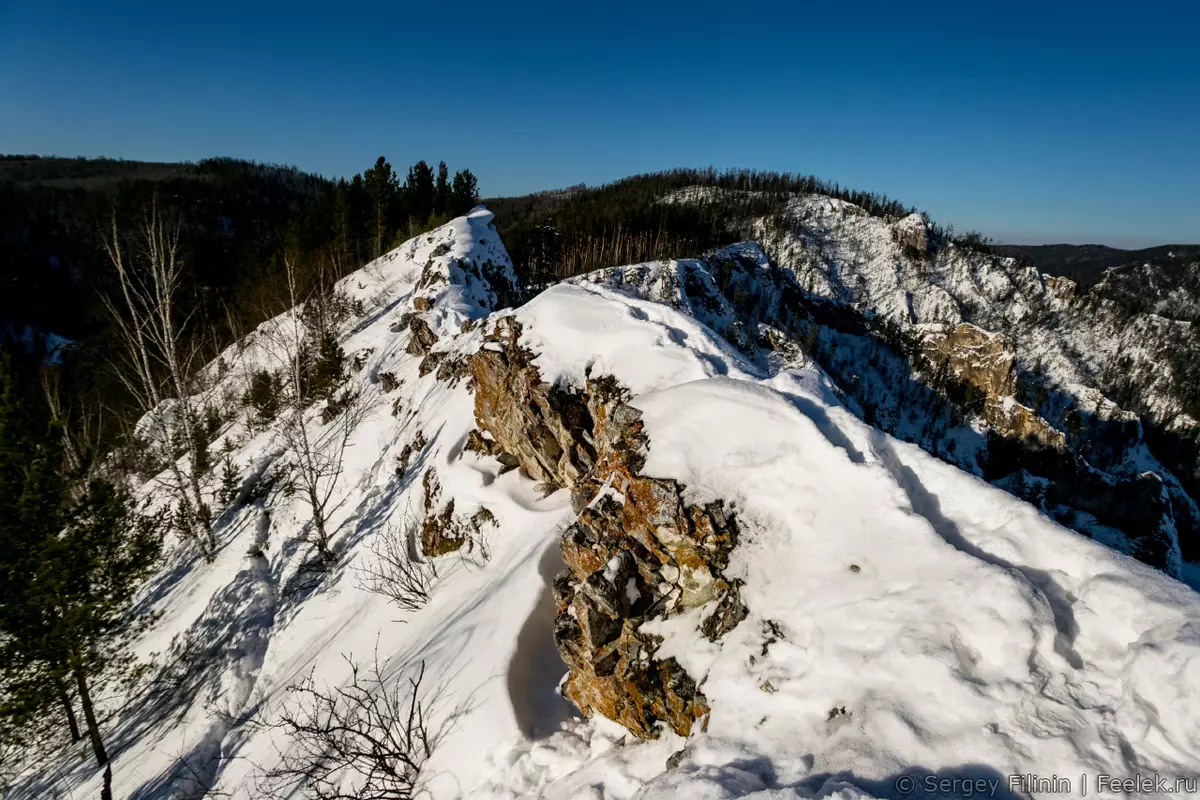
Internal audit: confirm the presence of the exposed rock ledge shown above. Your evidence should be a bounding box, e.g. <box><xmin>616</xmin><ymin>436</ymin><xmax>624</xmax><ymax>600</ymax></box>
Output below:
<box><xmin>469</xmin><ymin>316</ymin><xmax>745</xmax><ymax>738</ymax></box>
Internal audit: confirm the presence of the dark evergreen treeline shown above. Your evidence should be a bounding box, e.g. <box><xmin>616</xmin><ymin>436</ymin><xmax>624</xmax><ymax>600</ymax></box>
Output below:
<box><xmin>487</xmin><ymin>168</ymin><xmax>921</xmax><ymax>286</ymax></box>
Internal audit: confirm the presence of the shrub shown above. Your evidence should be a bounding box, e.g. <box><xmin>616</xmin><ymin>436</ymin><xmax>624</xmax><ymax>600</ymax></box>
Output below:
<box><xmin>356</xmin><ymin>514</ymin><xmax>438</xmax><ymax>612</ymax></box>
<box><xmin>260</xmin><ymin>655</ymin><xmax>432</xmax><ymax>800</ymax></box>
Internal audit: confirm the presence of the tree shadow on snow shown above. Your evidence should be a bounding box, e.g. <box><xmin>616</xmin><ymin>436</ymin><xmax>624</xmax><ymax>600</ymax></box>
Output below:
<box><xmin>793</xmin><ymin>763</ymin><xmax>1028</xmax><ymax>800</ymax></box>
<box><xmin>665</xmin><ymin>759</ymin><xmax>1027</xmax><ymax>800</ymax></box>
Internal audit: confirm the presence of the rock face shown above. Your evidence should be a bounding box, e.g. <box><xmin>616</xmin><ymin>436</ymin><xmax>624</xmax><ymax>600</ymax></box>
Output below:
<box><xmin>919</xmin><ymin>323</ymin><xmax>1016</xmax><ymax>400</ymax></box>
<box><xmin>917</xmin><ymin>323</ymin><xmax>1065</xmax><ymax>450</ymax></box>
<box><xmin>470</xmin><ymin>318</ymin><xmax>745</xmax><ymax>738</ymax></box>
<box><xmin>420</xmin><ymin>468</ymin><xmax>464</xmax><ymax>557</ymax></box>
<box><xmin>405</xmin><ymin>316</ymin><xmax>439</xmax><ymax>356</ymax></box>
<box><xmin>889</xmin><ymin>213</ymin><xmax>931</xmax><ymax>257</ymax></box>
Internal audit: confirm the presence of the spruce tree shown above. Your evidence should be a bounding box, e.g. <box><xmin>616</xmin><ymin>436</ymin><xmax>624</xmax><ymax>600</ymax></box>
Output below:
<box><xmin>363</xmin><ymin>157</ymin><xmax>398</xmax><ymax>259</ymax></box>
<box><xmin>450</xmin><ymin>170</ymin><xmax>479</xmax><ymax>216</ymax></box>
<box><xmin>0</xmin><ymin>355</ymin><xmax>161</xmax><ymax>768</ymax></box>
<box><xmin>434</xmin><ymin>161</ymin><xmax>450</xmax><ymax>216</ymax></box>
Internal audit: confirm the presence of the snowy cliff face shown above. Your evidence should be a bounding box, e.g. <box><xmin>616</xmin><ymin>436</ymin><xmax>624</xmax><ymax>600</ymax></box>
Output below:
<box><xmin>756</xmin><ymin>195</ymin><xmax>1200</xmax><ymax>437</ymax></box>
<box><xmin>22</xmin><ymin>207</ymin><xmax>1200</xmax><ymax>800</ymax></box>
<box><xmin>701</xmin><ymin>192</ymin><xmax>1200</xmax><ymax>571</ymax></box>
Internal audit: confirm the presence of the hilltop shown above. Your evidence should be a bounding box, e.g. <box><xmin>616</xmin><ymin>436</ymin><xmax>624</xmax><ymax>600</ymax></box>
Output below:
<box><xmin>9</xmin><ymin>204</ymin><xmax>1200</xmax><ymax>799</ymax></box>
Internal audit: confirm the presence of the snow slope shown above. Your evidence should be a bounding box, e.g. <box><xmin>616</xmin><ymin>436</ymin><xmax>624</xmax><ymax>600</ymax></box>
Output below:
<box><xmin>18</xmin><ymin>208</ymin><xmax>1200</xmax><ymax>800</ymax></box>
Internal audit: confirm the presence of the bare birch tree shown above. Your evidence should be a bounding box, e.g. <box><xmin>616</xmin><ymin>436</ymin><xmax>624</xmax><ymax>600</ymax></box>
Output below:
<box><xmin>102</xmin><ymin>197</ymin><xmax>216</xmax><ymax>557</ymax></box>
<box><xmin>259</xmin><ymin>254</ymin><xmax>368</xmax><ymax>564</ymax></box>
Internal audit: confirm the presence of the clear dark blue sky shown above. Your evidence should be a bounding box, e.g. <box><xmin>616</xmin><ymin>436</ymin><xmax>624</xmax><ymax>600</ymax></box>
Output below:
<box><xmin>2</xmin><ymin>0</ymin><xmax>1196</xmax><ymax>247</ymax></box>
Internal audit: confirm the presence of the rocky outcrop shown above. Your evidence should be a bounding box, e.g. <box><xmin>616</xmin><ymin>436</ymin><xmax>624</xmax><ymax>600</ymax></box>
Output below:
<box><xmin>470</xmin><ymin>317</ymin><xmax>745</xmax><ymax>738</ymax></box>
<box><xmin>420</xmin><ymin>468</ymin><xmax>464</xmax><ymax>557</ymax></box>
<box><xmin>919</xmin><ymin>323</ymin><xmax>1017</xmax><ymax>400</ymax></box>
<box><xmin>889</xmin><ymin>213</ymin><xmax>931</xmax><ymax>257</ymax></box>
<box><xmin>471</xmin><ymin>317</ymin><xmax>597</xmax><ymax>489</ymax></box>
<box><xmin>917</xmin><ymin>323</ymin><xmax>1065</xmax><ymax>450</ymax></box>
<box><xmin>406</xmin><ymin>317</ymin><xmax>439</xmax><ymax>356</ymax></box>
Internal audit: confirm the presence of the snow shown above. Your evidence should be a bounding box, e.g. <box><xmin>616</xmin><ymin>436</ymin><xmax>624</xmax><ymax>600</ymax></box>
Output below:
<box><xmin>515</xmin><ymin>281</ymin><xmax>757</xmax><ymax>396</ymax></box>
<box><xmin>18</xmin><ymin>207</ymin><xmax>1200</xmax><ymax>800</ymax></box>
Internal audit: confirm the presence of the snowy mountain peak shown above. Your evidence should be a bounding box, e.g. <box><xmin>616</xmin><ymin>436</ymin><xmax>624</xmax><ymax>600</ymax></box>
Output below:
<box><xmin>366</xmin><ymin>205</ymin><xmax>518</xmax><ymax>333</ymax></box>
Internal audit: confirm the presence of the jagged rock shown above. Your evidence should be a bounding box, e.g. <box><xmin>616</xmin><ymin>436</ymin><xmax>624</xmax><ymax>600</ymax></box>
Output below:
<box><xmin>1043</xmin><ymin>274</ymin><xmax>1077</xmax><ymax>303</ymax></box>
<box><xmin>917</xmin><ymin>323</ymin><xmax>1066</xmax><ymax>450</ymax></box>
<box><xmin>418</xmin><ymin>351</ymin><xmax>444</xmax><ymax>377</ymax></box>
<box><xmin>890</xmin><ymin>213</ymin><xmax>931</xmax><ymax>256</ymax></box>
<box><xmin>470</xmin><ymin>317</ymin><xmax>741</xmax><ymax>739</ymax></box>
<box><xmin>377</xmin><ymin>371</ymin><xmax>400</xmax><ymax>393</ymax></box>
<box><xmin>420</xmin><ymin>468</ymin><xmax>465</xmax><ymax>556</ymax></box>
<box><xmin>919</xmin><ymin>323</ymin><xmax>1017</xmax><ymax>400</ymax></box>
<box><xmin>471</xmin><ymin>317</ymin><xmax>597</xmax><ymax>488</ymax></box>
<box><xmin>435</xmin><ymin>353</ymin><xmax>472</xmax><ymax>386</ymax></box>
<box><xmin>406</xmin><ymin>316</ymin><xmax>439</xmax><ymax>356</ymax></box>
<box><xmin>464</xmin><ymin>428</ymin><xmax>501</xmax><ymax>458</ymax></box>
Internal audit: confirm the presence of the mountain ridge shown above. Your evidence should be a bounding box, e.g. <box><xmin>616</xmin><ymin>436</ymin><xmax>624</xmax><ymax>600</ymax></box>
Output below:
<box><xmin>11</xmin><ymin>206</ymin><xmax>1200</xmax><ymax>799</ymax></box>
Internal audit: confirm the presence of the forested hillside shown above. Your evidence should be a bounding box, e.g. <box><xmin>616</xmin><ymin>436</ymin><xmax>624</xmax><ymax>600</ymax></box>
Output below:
<box><xmin>0</xmin><ymin>154</ymin><xmax>480</xmax><ymax>449</ymax></box>
<box><xmin>996</xmin><ymin>242</ymin><xmax>1200</xmax><ymax>289</ymax></box>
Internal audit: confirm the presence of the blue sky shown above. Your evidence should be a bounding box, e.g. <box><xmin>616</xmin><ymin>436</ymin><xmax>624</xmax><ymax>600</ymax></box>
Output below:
<box><xmin>1</xmin><ymin>0</ymin><xmax>1196</xmax><ymax>247</ymax></box>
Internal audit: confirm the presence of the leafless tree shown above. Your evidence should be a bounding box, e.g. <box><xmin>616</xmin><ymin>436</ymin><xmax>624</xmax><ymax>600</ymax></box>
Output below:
<box><xmin>279</xmin><ymin>391</ymin><xmax>367</xmax><ymax>564</ymax></box>
<box><xmin>258</xmin><ymin>255</ymin><xmax>370</xmax><ymax>564</ymax></box>
<box><xmin>101</xmin><ymin>197</ymin><xmax>216</xmax><ymax>557</ymax></box>
<box><xmin>259</xmin><ymin>657</ymin><xmax>432</xmax><ymax>800</ymax></box>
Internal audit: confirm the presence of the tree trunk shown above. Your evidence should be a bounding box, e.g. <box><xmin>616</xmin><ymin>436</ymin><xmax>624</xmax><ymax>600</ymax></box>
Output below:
<box><xmin>72</xmin><ymin>661</ymin><xmax>108</xmax><ymax>766</ymax></box>
<box><xmin>58</xmin><ymin>686</ymin><xmax>82</xmax><ymax>742</ymax></box>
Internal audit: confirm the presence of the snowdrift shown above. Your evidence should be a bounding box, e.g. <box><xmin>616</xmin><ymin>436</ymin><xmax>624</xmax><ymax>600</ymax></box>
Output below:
<box><xmin>22</xmin><ymin>208</ymin><xmax>1200</xmax><ymax>800</ymax></box>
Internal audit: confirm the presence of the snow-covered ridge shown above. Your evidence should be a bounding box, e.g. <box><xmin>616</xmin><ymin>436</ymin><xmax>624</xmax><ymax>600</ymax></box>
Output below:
<box><xmin>559</xmin><ymin>240</ymin><xmax>1196</xmax><ymax>579</ymax></box>
<box><xmin>752</xmin><ymin>193</ymin><xmax>1197</xmax><ymax>438</ymax></box>
<box><xmin>21</xmin><ymin>208</ymin><xmax>1200</xmax><ymax>800</ymax></box>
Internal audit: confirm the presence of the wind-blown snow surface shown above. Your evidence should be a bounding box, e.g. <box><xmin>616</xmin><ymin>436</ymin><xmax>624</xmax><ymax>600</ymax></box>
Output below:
<box><xmin>23</xmin><ymin>209</ymin><xmax>1200</xmax><ymax>799</ymax></box>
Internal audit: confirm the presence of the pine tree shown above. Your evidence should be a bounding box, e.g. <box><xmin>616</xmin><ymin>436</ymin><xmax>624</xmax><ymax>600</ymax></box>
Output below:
<box><xmin>363</xmin><ymin>157</ymin><xmax>398</xmax><ymax>259</ymax></box>
<box><xmin>0</xmin><ymin>354</ymin><xmax>71</xmax><ymax>748</ymax></box>
<box><xmin>404</xmin><ymin>161</ymin><xmax>435</xmax><ymax>226</ymax></box>
<box><xmin>0</xmin><ymin>355</ymin><xmax>161</xmax><ymax>768</ymax></box>
<box><xmin>450</xmin><ymin>169</ymin><xmax>479</xmax><ymax>216</ymax></box>
<box><xmin>434</xmin><ymin>161</ymin><xmax>450</xmax><ymax>217</ymax></box>
<box><xmin>40</xmin><ymin>478</ymin><xmax>161</xmax><ymax>767</ymax></box>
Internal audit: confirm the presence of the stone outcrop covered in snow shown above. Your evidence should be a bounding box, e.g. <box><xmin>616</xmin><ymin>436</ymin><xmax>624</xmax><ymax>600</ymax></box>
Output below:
<box><xmin>755</xmin><ymin>194</ymin><xmax>1200</xmax><ymax>541</ymax></box>
<box><xmin>469</xmin><ymin>316</ymin><xmax>744</xmax><ymax>738</ymax></box>
<box><xmin>915</xmin><ymin>322</ymin><xmax>1064</xmax><ymax>449</ymax></box>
